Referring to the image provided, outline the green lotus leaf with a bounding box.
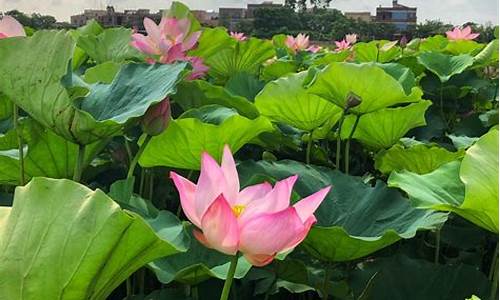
[189,27,234,60]
[0,93,12,121]
[173,80,259,119]
[312,51,350,66]
[261,60,297,81]
[0,120,105,185]
[374,143,464,175]
[444,40,484,55]
[417,52,475,82]
[77,27,142,63]
[0,30,187,145]
[139,106,274,169]
[83,61,121,84]
[376,62,416,95]
[165,1,201,33]
[149,225,252,285]
[206,38,275,83]
[419,35,449,52]
[308,62,423,114]
[388,128,498,233]
[255,71,342,131]
[237,160,447,262]
[447,134,479,150]
[225,72,265,101]
[0,177,188,300]
[474,39,499,66]
[340,100,432,149]
[353,41,401,63]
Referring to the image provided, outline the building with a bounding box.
[70,6,161,29]
[344,12,373,23]
[192,10,219,27]
[219,1,283,31]
[375,0,416,31]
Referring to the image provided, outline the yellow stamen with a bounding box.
[232,205,245,218]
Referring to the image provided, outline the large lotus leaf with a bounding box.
[308,62,423,114]
[172,80,259,119]
[261,60,297,81]
[255,72,342,131]
[376,63,416,95]
[389,128,498,233]
[417,52,474,82]
[0,30,187,145]
[139,107,274,169]
[353,41,401,63]
[474,39,499,66]
[340,100,431,149]
[83,61,121,84]
[349,255,491,300]
[444,40,484,55]
[374,143,464,175]
[189,27,233,60]
[237,160,447,262]
[419,35,449,52]
[77,27,142,63]
[0,94,12,121]
[225,72,265,101]
[150,225,252,285]
[206,38,275,83]
[0,120,105,185]
[0,177,188,300]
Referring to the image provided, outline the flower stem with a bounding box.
[344,115,360,174]
[219,255,239,300]
[127,134,152,179]
[489,242,499,280]
[73,144,86,182]
[490,246,499,300]
[13,105,25,185]
[335,113,346,171]
[321,265,331,300]
[434,229,441,264]
[306,134,313,165]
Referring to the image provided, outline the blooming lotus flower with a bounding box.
[285,33,310,52]
[230,31,247,41]
[446,26,479,41]
[170,146,331,266]
[335,39,351,51]
[0,16,26,39]
[186,56,209,80]
[345,33,357,45]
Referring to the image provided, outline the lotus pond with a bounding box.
[0,2,498,300]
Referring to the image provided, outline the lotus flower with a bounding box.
[285,33,310,52]
[446,26,479,41]
[306,45,321,53]
[345,33,357,44]
[0,16,26,39]
[131,16,208,79]
[170,146,331,266]
[141,99,171,136]
[230,31,247,41]
[186,56,209,80]
[335,39,351,51]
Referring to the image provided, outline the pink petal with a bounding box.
[221,145,239,205]
[182,31,201,51]
[163,18,180,38]
[243,253,275,267]
[462,26,472,36]
[176,18,192,39]
[239,206,304,255]
[282,215,316,251]
[170,171,200,227]
[131,33,158,55]
[193,228,211,247]
[199,194,239,255]
[467,33,480,40]
[194,152,225,218]
[237,182,273,206]
[143,17,161,44]
[293,186,331,223]
[285,35,296,49]
[239,175,298,223]
[0,16,26,38]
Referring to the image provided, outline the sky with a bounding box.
[1,0,498,25]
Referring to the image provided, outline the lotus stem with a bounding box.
[344,115,361,174]
[434,229,441,264]
[439,82,447,128]
[489,242,499,280]
[13,105,25,185]
[219,255,239,300]
[127,134,152,179]
[490,246,499,300]
[126,278,132,298]
[335,113,346,171]
[306,134,313,165]
[192,285,199,300]
[73,144,86,182]
[321,265,331,300]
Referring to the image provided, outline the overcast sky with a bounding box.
[1,0,498,25]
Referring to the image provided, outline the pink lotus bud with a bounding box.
[141,99,171,136]
[0,16,26,39]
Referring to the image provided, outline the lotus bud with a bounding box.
[142,98,171,136]
[345,92,362,110]
[400,36,408,48]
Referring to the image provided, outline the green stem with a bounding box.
[439,82,447,129]
[434,229,441,264]
[491,253,498,300]
[13,105,25,185]
[126,277,132,298]
[322,265,331,300]
[344,115,360,174]
[306,134,313,165]
[137,268,145,295]
[192,285,199,300]
[73,144,86,182]
[489,242,499,280]
[148,170,154,200]
[335,113,346,171]
[219,255,239,300]
[124,137,133,165]
[127,135,152,179]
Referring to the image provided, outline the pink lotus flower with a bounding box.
[131,16,208,79]
[446,26,479,41]
[335,39,351,51]
[307,45,321,53]
[285,33,310,52]
[345,33,357,45]
[141,98,171,136]
[230,31,247,41]
[170,146,330,266]
[0,16,26,39]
